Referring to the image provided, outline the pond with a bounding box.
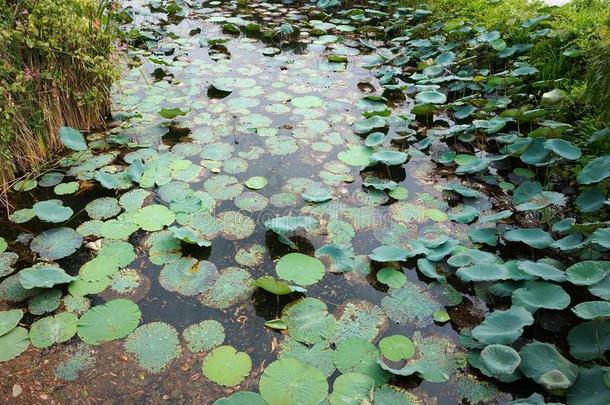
[0,0,608,404]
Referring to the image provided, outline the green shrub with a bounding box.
[0,0,120,191]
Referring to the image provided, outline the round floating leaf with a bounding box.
[370,151,409,166]
[329,372,375,405]
[279,338,335,377]
[183,320,225,352]
[338,146,372,166]
[199,267,253,309]
[480,345,521,376]
[566,261,609,286]
[253,276,294,295]
[334,300,386,343]
[472,306,534,345]
[125,322,181,373]
[19,263,76,289]
[291,95,323,109]
[29,289,62,315]
[85,197,121,220]
[571,301,610,320]
[519,341,578,390]
[276,253,325,286]
[259,358,328,405]
[245,176,268,190]
[13,179,37,192]
[504,228,553,249]
[0,309,23,335]
[381,281,441,327]
[159,257,218,296]
[512,281,570,312]
[33,200,73,223]
[54,182,79,195]
[77,299,141,345]
[334,338,390,384]
[134,205,176,231]
[39,172,64,187]
[29,312,78,348]
[517,261,566,282]
[283,298,336,344]
[434,310,451,323]
[567,321,610,361]
[415,90,447,104]
[59,127,87,151]
[31,227,83,260]
[202,345,252,387]
[577,156,610,184]
[567,365,610,404]
[379,335,415,361]
[376,268,406,288]
[0,327,29,362]
[0,252,18,277]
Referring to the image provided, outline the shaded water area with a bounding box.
[0,0,607,404]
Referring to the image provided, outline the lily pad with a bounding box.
[0,327,29,362]
[77,299,141,345]
[29,312,78,348]
[159,257,218,296]
[31,227,82,260]
[19,263,76,289]
[125,322,181,373]
[259,358,328,405]
[276,253,325,286]
[202,345,252,387]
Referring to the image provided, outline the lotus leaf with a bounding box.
[202,345,251,387]
[329,373,375,405]
[379,335,415,361]
[19,263,76,289]
[77,299,141,345]
[183,320,225,353]
[571,301,610,320]
[59,127,87,151]
[0,327,29,362]
[160,257,218,296]
[125,322,181,373]
[31,227,82,260]
[471,306,534,344]
[33,200,73,223]
[259,358,328,405]
[282,298,336,345]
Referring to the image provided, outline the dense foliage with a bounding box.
[0,0,120,191]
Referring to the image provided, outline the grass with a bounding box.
[0,0,121,197]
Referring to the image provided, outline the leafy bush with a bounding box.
[0,0,120,191]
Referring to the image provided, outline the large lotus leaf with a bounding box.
[512,281,570,312]
[0,274,40,302]
[576,156,610,184]
[519,341,578,390]
[334,337,390,384]
[214,392,266,405]
[252,276,295,295]
[33,200,73,223]
[316,244,369,274]
[543,139,581,160]
[566,261,609,286]
[29,312,78,348]
[334,300,387,343]
[379,331,467,382]
[373,385,420,404]
[515,191,565,211]
[202,345,251,387]
[159,257,218,296]
[282,297,336,345]
[576,188,606,213]
[472,306,534,344]
[278,338,335,377]
[571,301,610,320]
[134,204,176,231]
[77,299,141,345]
[0,327,29,362]
[567,365,610,405]
[369,245,411,262]
[125,322,181,373]
[379,335,415,361]
[517,261,566,282]
[338,146,373,166]
[455,156,490,175]
[29,289,62,315]
[370,151,409,166]
[457,263,511,282]
[590,228,610,249]
[265,216,318,247]
[183,320,225,353]
[468,350,523,383]
[146,231,182,265]
[415,90,447,104]
[59,127,87,151]
[31,227,83,260]
[354,116,387,134]
[567,321,610,361]
[85,197,121,220]
[590,275,610,300]
[68,276,109,297]
[276,253,325,286]
[480,344,521,376]
[504,229,553,249]
[508,393,563,405]
[259,358,328,405]
[199,267,253,309]
[0,309,23,335]
[376,268,406,288]
[381,282,441,327]
[329,372,375,405]
[19,263,76,289]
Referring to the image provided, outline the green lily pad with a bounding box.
[512,281,570,312]
[334,337,390,385]
[338,146,372,166]
[202,345,252,387]
[19,263,76,289]
[471,306,534,345]
[566,261,609,285]
[159,257,218,296]
[282,298,336,345]
[381,282,442,327]
[134,205,176,231]
[0,327,29,362]
[504,228,553,249]
[59,127,87,151]
[567,321,610,361]
[571,301,610,320]
[29,312,78,348]
[33,200,73,223]
[519,341,578,390]
[329,373,374,405]
[199,267,253,309]
[480,345,521,377]
[31,227,82,260]
[54,182,79,195]
[183,320,225,353]
[245,176,268,189]
[85,197,121,220]
[276,253,325,286]
[125,322,181,373]
[376,268,406,288]
[77,299,141,345]
[0,309,23,336]
[259,358,328,405]
[379,335,415,361]
[567,365,610,404]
